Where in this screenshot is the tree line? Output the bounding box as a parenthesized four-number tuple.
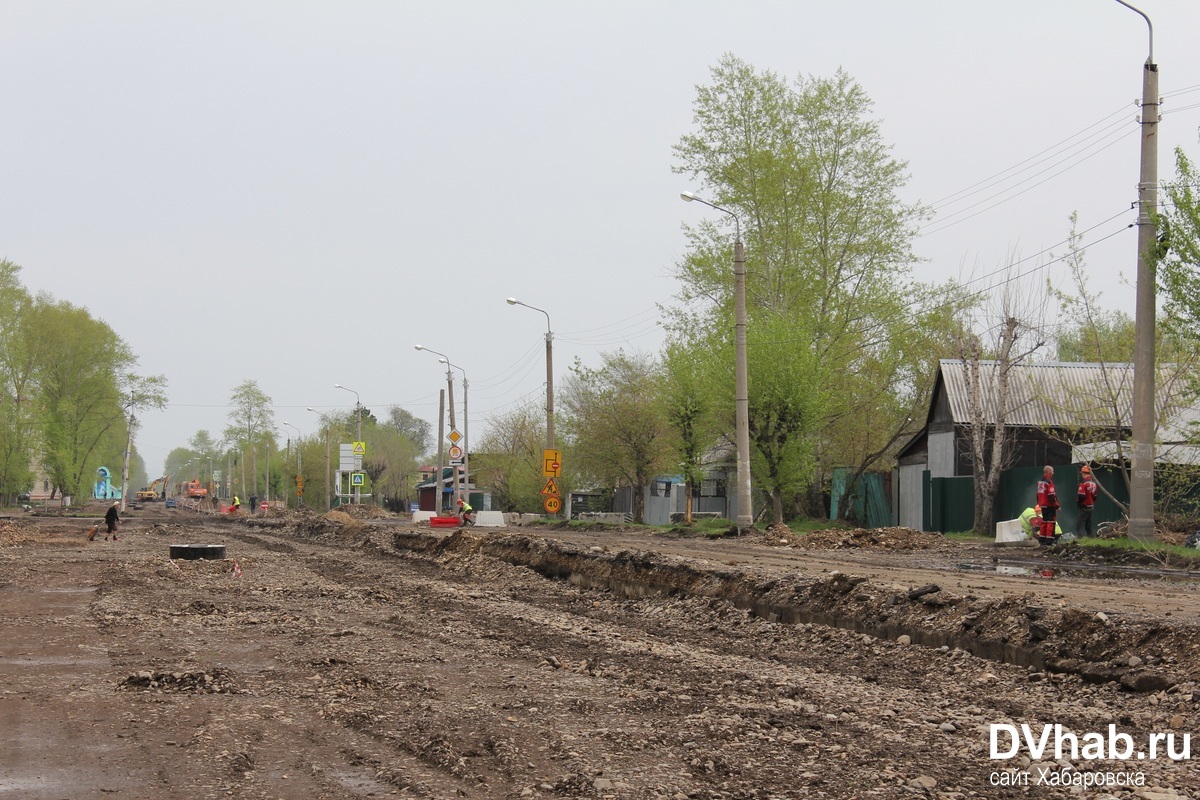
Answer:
(0, 259, 165, 504)
(7, 56, 1198, 525)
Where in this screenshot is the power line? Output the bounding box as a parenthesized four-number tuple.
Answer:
(918, 127, 1137, 238)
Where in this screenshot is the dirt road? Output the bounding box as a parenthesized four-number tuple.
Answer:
(2, 509, 1197, 799)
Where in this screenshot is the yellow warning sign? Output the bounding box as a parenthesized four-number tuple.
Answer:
(542, 449, 562, 477)
(352, 441, 366, 456)
(541, 478, 559, 496)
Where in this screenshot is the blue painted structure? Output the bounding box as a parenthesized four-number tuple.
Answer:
(93, 466, 123, 500)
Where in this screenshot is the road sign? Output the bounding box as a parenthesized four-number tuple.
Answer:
(541, 478, 559, 496)
(542, 449, 563, 477)
(351, 472, 365, 486)
(447, 445, 463, 461)
(448, 429, 462, 445)
(352, 441, 366, 456)
(543, 495, 561, 514)
(339, 444, 362, 472)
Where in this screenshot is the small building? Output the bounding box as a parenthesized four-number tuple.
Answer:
(896, 359, 1198, 532)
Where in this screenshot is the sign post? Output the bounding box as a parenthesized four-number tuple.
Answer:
(541, 449, 563, 517)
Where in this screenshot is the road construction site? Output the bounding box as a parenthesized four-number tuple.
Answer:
(1, 506, 1198, 799)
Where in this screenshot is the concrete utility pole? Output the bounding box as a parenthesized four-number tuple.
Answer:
(681, 192, 753, 533)
(506, 299, 555, 449)
(1116, 0, 1158, 543)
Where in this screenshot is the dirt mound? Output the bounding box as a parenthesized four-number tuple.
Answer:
(333, 504, 395, 520)
(796, 526, 951, 550)
(291, 509, 369, 540)
(0, 519, 33, 546)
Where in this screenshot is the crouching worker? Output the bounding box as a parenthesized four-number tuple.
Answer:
(1019, 505, 1042, 538)
(1019, 503, 1062, 544)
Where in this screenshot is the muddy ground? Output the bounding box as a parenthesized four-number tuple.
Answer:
(1, 506, 1198, 800)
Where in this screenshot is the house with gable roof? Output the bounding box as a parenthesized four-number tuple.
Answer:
(895, 359, 1199, 532)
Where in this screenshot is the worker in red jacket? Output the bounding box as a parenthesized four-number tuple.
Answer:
(1076, 465, 1099, 537)
(1036, 465, 1059, 539)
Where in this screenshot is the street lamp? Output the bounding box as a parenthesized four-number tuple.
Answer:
(681, 190, 753, 533)
(440, 358, 470, 510)
(506, 297, 554, 450)
(307, 407, 331, 511)
(1115, 0, 1158, 543)
(415, 345, 466, 506)
(334, 383, 361, 504)
(281, 421, 302, 508)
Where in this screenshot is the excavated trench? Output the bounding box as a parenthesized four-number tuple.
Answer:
(390, 529, 1198, 693)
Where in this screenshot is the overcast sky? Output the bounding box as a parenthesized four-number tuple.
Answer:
(4, 1, 1199, 476)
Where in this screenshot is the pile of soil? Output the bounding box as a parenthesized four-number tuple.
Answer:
(795, 526, 952, 550)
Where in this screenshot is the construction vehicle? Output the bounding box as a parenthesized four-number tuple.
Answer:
(182, 479, 208, 499)
(136, 476, 169, 502)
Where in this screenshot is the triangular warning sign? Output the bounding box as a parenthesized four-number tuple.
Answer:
(541, 478, 559, 495)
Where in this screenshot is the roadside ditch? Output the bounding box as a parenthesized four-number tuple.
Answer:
(389, 529, 1199, 694)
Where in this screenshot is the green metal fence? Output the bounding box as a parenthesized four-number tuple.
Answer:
(922, 465, 1128, 534)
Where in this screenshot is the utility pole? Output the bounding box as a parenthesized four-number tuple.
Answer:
(1118, 0, 1158, 543)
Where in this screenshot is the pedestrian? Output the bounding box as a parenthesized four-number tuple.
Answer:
(104, 501, 121, 541)
(1036, 465, 1059, 540)
(1076, 465, 1099, 537)
(231, 495, 241, 514)
(457, 497, 474, 526)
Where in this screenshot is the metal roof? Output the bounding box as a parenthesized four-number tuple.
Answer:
(937, 359, 1199, 441)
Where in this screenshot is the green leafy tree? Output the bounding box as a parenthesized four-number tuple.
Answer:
(364, 423, 422, 510)
(744, 314, 827, 525)
(117, 373, 168, 508)
(35, 298, 134, 503)
(671, 55, 961, 520)
(473, 401, 549, 513)
(1159, 147, 1200, 333)
(223, 381, 274, 498)
(388, 406, 432, 455)
(661, 337, 720, 524)
(0, 260, 39, 501)
(563, 351, 669, 524)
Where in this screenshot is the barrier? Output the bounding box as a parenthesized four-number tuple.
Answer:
(475, 510, 505, 527)
(994, 518, 1026, 544)
(411, 510, 435, 525)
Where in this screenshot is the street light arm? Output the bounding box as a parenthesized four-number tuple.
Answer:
(1114, 0, 1153, 63)
(680, 191, 741, 242)
(506, 297, 552, 335)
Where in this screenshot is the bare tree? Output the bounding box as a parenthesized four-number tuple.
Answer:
(957, 253, 1046, 534)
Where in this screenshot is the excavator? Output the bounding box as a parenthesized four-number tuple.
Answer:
(182, 479, 208, 499)
(135, 475, 169, 502)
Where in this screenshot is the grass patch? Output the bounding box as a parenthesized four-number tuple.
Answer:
(1074, 536, 1198, 559)
(944, 530, 990, 542)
